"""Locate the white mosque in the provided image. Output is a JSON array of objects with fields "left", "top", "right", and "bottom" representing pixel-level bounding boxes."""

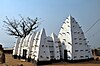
[{"left": 13, "top": 16, "right": 93, "bottom": 64}]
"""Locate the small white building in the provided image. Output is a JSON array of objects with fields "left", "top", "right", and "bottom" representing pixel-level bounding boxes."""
[{"left": 13, "top": 15, "right": 93, "bottom": 63}]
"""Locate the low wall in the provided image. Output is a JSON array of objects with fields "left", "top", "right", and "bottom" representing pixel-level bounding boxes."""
[{"left": 4, "top": 50, "right": 13, "bottom": 54}]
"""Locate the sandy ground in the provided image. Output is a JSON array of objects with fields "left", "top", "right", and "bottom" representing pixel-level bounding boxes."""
[
  {"left": 0, "top": 54, "right": 100, "bottom": 66},
  {"left": 0, "top": 54, "right": 35, "bottom": 66},
  {"left": 43, "top": 61, "right": 100, "bottom": 66}
]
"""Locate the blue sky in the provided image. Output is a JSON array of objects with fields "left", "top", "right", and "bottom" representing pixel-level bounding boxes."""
[{"left": 0, "top": 0, "right": 100, "bottom": 48}]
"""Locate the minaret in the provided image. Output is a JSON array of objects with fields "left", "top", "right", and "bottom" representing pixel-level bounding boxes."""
[
  {"left": 31, "top": 32, "right": 40, "bottom": 60},
  {"left": 32, "top": 28, "right": 50, "bottom": 62},
  {"left": 26, "top": 32, "right": 36, "bottom": 61},
  {"left": 13, "top": 37, "right": 21, "bottom": 59},
  {"left": 20, "top": 34, "right": 31, "bottom": 59},
  {"left": 51, "top": 33, "right": 60, "bottom": 60},
  {"left": 58, "top": 15, "right": 93, "bottom": 60},
  {"left": 17, "top": 37, "right": 24, "bottom": 59}
]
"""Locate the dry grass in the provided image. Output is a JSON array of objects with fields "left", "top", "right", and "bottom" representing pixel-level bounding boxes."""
[{"left": 0, "top": 54, "right": 100, "bottom": 66}]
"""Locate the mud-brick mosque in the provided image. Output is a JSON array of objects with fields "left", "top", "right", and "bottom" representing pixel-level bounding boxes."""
[{"left": 13, "top": 15, "right": 93, "bottom": 64}]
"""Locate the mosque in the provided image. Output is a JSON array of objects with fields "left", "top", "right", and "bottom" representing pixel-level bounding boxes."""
[{"left": 13, "top": 15, "right": 93, "bottom": 63}]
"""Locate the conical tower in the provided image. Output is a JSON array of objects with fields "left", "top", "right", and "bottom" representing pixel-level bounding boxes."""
[
  {"left": 58, "top": 15, "right": 93, "bottom": 60},
  {"left": 51, "top": 33, "right": 60, "bottom": 60},
  {"left": 17, "top": 37, "right": 24, "bottom": 58},
  {"left": 32, "top": 28, "right": 50, "bottom": 62},
  {"left": 21, "top": 34, "right": 32, "bottom": 59},
  {"left": 31, "top": 32, "right": 40, "bottom": 60},
  {"left": 13, "top": 37, "right": 21, "bottom": 59},
  {"left": 26, "top": 32, "right": 36, "bottom": 61}
]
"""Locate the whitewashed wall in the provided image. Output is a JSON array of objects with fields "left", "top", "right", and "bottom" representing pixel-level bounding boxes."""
[
  {"left": 13, "top": 15, "right": 93, "bottom": 62},
  {"left": 13, "top": 37, "right": 21, "bottom": 56},
  {"left": 58, "top": 15, "right": 93, "bottom": 60}
]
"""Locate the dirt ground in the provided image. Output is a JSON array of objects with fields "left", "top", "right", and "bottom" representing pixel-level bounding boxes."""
[
  {"left": 44, "top": 61, "right": 100, "bottom": 66},
  {"left": 0, "top": 54, "right": 100, "bottom": 66},
  {"left": 0, "top": 54, "right": 35, "bottom": 66}
]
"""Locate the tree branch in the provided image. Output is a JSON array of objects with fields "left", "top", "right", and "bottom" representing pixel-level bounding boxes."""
[{"left": 3, "top": 16, "right": 39, "bottom": 38}]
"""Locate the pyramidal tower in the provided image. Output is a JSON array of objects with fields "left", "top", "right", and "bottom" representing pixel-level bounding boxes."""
[
  {"left": 32, "top": 28, "right": 50, "bottom": 62},
  {"left": 58, "top": 15, "right": 93, "bottom": 61}
]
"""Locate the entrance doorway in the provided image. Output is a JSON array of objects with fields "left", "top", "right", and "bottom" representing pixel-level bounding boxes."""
[
  {"left": 22, "top": 49, "right": 27, "bottom": 59},
  {"left": 64, "top": 50, "right": 68, "bottom": 61}
]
